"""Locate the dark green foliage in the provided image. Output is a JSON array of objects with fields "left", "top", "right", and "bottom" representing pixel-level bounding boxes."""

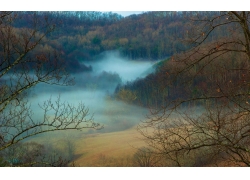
[{"left": 92, "top": 36, "right": 101, "bottom": 45}]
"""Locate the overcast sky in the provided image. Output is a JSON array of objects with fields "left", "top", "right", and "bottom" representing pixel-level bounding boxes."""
[
  {"left": 106, "top": 11, "right": 144, "bottom": 17},
  {"left": 2, "top": 0, "right": 245, "bottom": 11}
]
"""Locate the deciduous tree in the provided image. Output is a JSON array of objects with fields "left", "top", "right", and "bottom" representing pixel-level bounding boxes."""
[
  {"left": 138, "top": 11, "right": 250, "bottom": 166},
  {"left": 0, "top": 11, "right": 101, "bottom": 166}
]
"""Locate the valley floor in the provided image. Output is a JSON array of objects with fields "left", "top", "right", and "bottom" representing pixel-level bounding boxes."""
[
  {"left": 73, "top": 126, "right": 146, "bottom": 166},
  {"left": 29, "top": 126, "right": 147, "bottom": 167}
]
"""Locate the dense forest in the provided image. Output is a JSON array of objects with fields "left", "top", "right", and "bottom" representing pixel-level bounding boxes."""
[
  {"left": 10, "top": 11, "right": 237, "bottom": 109},
  {"left": 10, "top": 11, "right": 224, "bottom": 73},
  {"left": 114, "top": 11, "right": 243, "bottom": 109},
  {"left": 115, "top": 49, "right": 249, "bottom": 108}
]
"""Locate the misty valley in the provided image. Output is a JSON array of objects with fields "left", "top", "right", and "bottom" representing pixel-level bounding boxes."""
[
  {"left": 30, "top": 50, "right": 154, "bottom": 133},
  {"left": 1, "top": 11, "right": 250, "bottom": 167},
  {"left": 9, "top": 51, "right": 156, "bottom": 166}
]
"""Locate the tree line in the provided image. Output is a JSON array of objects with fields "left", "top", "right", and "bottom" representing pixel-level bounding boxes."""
[
  {"left": 122, "top": 11, "right": 250, "bottom": 167},
  {"left": 9, "top": 11, "right": 227, "bottom": 73}
]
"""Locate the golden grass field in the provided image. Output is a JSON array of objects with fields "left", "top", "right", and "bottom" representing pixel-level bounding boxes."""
[
  {"left": 27, "top": 123, "right": 245, "bottom": 167},
  {"left": 73, "top": 126, "right": 147, "bottom": 166},
  {"left": 30, "top": 125, "right": 147, "bottom": 166}
]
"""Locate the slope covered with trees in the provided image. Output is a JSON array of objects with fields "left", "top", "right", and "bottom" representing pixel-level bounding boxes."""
[
  {"left": 9, "top": 11, "right": 218, "bottom": 73},
  {"left": 116, "top": 11, "right": 250, "bottom": 167},
  {"left": 3, "top": 10, "right": 250, "bottom": 167},
  {"left": 115, "top": 11, "right": 243, "bottom": 109}
]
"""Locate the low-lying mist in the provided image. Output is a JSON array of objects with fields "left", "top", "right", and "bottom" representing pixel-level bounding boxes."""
[
  {"left": 29, "top": 50, "right": 157, "bottom": 134},
  {"left": 85, "top": 50, "right": 157, "bottom": 82}
]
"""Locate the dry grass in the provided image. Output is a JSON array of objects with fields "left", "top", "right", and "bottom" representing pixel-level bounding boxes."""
[
  {"left": 73, "top": 126, "right": 147, "bottom": 166},
  {"left": 26, "top": 126, "right": 147, "bottom": 166}
]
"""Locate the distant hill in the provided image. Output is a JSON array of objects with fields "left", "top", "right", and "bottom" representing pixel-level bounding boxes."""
[{"left": 11, "top": 11, "right": 222, "bottom": 73}]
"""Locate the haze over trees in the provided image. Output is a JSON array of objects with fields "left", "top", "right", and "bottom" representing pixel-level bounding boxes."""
[
  {"left": 0, "top": 11, "right": 102, "bottom": 166},
  {"left": 1, "top": 10, "right": 250, "bottom": 167},
  {"left": 121, "top": 11, "right": 250, "bottom": 166}
]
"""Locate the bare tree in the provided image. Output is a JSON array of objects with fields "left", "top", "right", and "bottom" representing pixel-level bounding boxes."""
[
  {"left": 133, "top": 147, "right": 161, "bottom": 167},
  {"left": 0, "top": 12, "right": 102, "bottom": 166},
  {"left": 138, "top": 11, "right": 250, "bottom": 166}
]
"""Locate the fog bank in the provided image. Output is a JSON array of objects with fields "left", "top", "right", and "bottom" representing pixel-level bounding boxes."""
[
  {"left": 29, "top": 51, "right": 155, "bottom": 134},
  {"left": 86, "top": 50, "right": 157, "bottom": 82}
]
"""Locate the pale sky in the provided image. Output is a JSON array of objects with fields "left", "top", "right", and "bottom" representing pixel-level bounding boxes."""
[
  {"left": 106, "top": 11, "right": 144, "bottom": 17},
  {"left": 2, "top": 0, "right": 244, "bottom": 11}
]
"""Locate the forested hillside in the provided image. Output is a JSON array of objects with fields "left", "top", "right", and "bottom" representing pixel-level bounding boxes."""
[
  {"left": 114, "top": 11, "right": 239, "bottom": 109},
  {"left": 115, "top": 49, "right": 248, "bottom": 109},
  {"left": 2, "top": 10, "right": 250, "bottom": 167},
  {"left": 10, "top": 11, "right": 223, "bottom": 73}
]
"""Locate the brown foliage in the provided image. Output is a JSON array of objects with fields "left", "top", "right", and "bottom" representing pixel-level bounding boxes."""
[{"left": 138, "top": 11, "right": 250, "bottom": 166}]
